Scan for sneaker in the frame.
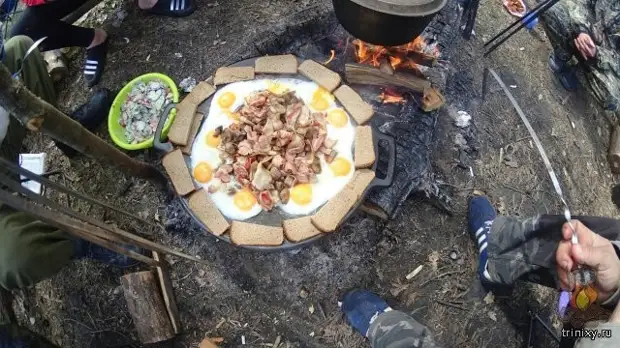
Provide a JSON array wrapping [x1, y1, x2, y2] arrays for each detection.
[[341, 290, 392, 338], [468, 195, 496, 284], [55, 88, 111, 158], [73, 239, 142, 268]]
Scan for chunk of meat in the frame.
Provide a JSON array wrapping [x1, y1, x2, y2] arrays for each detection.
[[258, 190, 275, 210], [285, 103, 302, 126], [252, 163, 273, 191], [284, 175, 296, 188], [310, 134, 326, 152], [237, 140, 253, 156], [270, 167, 282, 181], [214, 168, 231, 183], [271, 155, 284, 168], [279, 188, 290, 204]]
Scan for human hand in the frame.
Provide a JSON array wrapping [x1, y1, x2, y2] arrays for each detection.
[[574, 33, 597, 60], [556, 220, 620, 302]]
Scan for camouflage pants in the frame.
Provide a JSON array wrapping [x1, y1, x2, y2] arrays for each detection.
[[369, 310, 442, 348], [486, 215, 620, 287], [541, 3, 620, 111]]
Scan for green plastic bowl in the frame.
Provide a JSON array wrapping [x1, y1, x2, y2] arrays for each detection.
[[108, 73, 180, 150]]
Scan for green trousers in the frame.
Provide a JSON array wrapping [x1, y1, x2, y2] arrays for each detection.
[[0, 36, 74, 291]]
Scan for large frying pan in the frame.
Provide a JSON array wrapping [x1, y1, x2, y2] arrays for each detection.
[[153, 56, 395, 251], [333, 0, 448, 46]]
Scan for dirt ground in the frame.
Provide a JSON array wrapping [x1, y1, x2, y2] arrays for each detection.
[[9, 0, 620, 347]]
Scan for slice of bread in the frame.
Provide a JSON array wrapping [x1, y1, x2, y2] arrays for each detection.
[[346, 169, 375, 200], [167, 100, 197, 146], [255, 55, 298, 74], [188, 189, 230, 236], [230, 221, 284, 246], [185, 82, 215, 105], [283, 216, 322, 242], [162, 149, 195, 196], [354, 125, 375, 169], [298, 60, 342, 92], [334, 85, 374, 125], [213, 67, 255, 86], [181, 112, 204, 155], [311, 187, 358, 232]]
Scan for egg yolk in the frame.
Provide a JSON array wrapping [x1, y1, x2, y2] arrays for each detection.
[[310, 88, 332, 111], [217, 92, 236, 109], [329, 157, 352, 177], [224, 110, 240, 122], [205, 130, 221, 147], [233, 189, 257, 211], [267, 80, 289, 95], [327, 109, 349, 128], [193, 162, 213, 183], [290, 184, 313, 205]]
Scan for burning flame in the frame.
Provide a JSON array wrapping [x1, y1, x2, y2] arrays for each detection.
[[352, 36, 440, 73], [378, 89, 405, 104]]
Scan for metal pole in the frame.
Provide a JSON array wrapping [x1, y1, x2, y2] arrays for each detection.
[[484, 0, 561, 57]]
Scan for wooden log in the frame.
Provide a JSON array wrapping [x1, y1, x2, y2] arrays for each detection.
[[0, 63, 163, 181], [43, 50, 67, 82], [152, 251, 182, 334], [345, 63, 431, 93], [609, 126, 620, 173], [121, 271, 175, 344], [352, 41, 437, 67], [62, 0, 104, 24]]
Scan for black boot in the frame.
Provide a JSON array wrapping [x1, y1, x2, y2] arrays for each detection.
[[55, 88, 112, 158]]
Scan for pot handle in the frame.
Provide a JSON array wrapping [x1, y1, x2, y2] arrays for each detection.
[[370, 129, 396, 188], [153, 102, 176, 153]]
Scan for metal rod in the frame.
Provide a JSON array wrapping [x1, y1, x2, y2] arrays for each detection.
[[0, 156, 160, 230], [462, 0, 480, 40], [484, 0, 561, 56], [0, 171, 138, 242], [0, 176, 208, 265], [484, 0, 554, 47], [0, 187, 158, 266], [533, 314, 561, 343]]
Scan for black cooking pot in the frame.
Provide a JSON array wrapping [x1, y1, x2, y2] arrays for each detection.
[[333, 0, 448, 46]]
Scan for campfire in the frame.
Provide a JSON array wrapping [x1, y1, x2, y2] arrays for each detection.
[[352, 36, 440, 74], [342, 35, 445, 111]]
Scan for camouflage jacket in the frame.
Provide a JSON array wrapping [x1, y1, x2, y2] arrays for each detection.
[[567, 0, 620, 51]]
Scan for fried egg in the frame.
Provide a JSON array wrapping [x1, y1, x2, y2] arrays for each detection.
[[209, 189, 262, 220]]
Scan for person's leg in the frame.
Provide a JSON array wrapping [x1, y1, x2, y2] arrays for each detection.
[[341, 290, 442, 348], [0, 205, 74, 290], [582, 48, 620, 113], [10, 0, 98, 52], [10, 0, 107, 86], [540, 3, 575, 67], [4, 36, 56, 104], [0, 36, 56, 163], [469, 196, 620, 288], [540, 3, 579, 90]]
